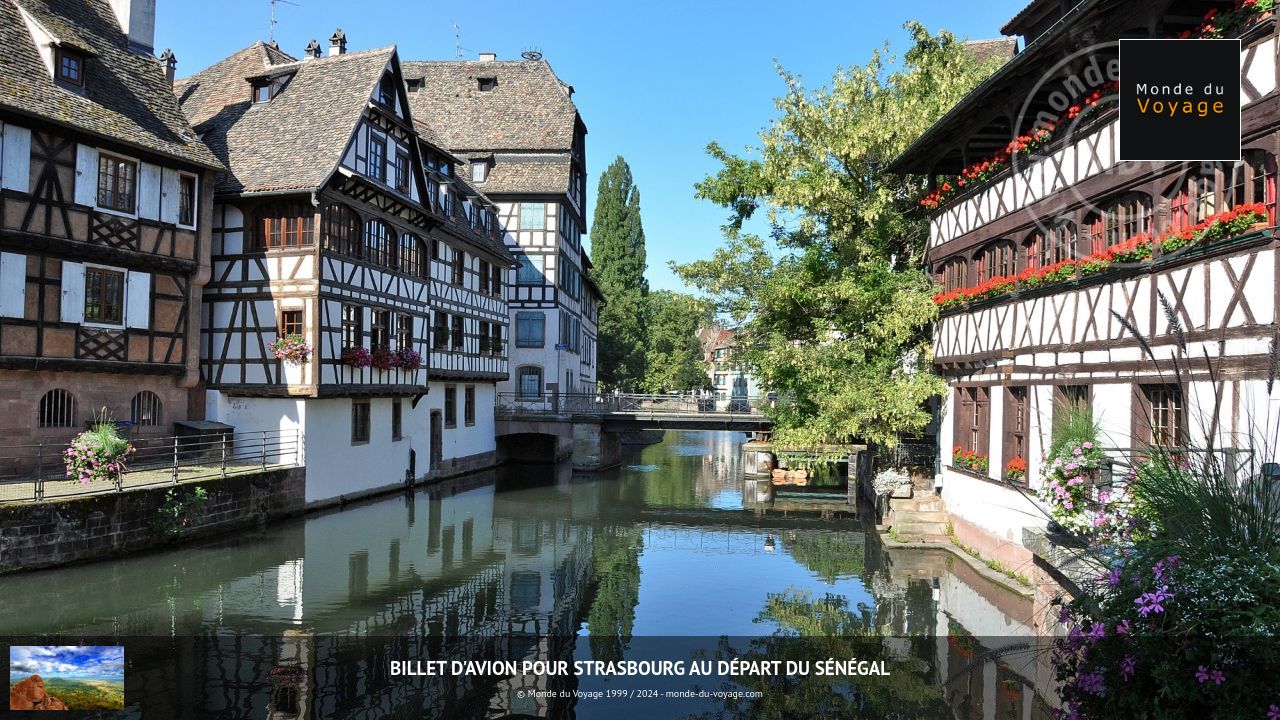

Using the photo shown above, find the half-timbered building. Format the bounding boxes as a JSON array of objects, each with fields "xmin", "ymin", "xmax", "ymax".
[
  {"xmin": 403, "ymin": 53, "xmax": 603, "ymax": 401},
  {"xmin": 0, "ymin": 0, "xmax": 220, "ymax": 448},
  {"xmin": 891, "ymin": 1, "xmax": 1280, "ymax": 548},
  {"xmin": 414, "ymin": 120, "xmax": 517, "ymax": 477},
  {"xmin": 177, "ymin": 34, "xmax": 454, "ymax": 505}
]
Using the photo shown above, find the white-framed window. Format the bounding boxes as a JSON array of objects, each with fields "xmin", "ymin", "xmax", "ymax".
[
  {"xmin": 96, "ymin": 152, "xmax": 138, "ymax": 215},
  {"xmin": 471, "ymin": 160, "xmax": 487, "ymax": 182},
  {"xmin": 518, "ymin": 202, "xmax": 545, "ymax": 230}
]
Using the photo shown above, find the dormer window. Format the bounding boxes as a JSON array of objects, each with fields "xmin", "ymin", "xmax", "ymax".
[
  {"xmin": 55, "ymin": 47, "xmax": 84, "ymax": 87},
  {"xmin": 471, "ymin": 160, "xmax": 487, "ymax": 182},
  {"xmin": 253, "ymin": 81, "xmax": 272, "ymax": 103},
  {"xmin": 477, "ymin": 77, "xmax": 497, "ymax": 92},
  {"xmin": 378, "ymin": 74, "xmax": 396, "ymax": 107}
]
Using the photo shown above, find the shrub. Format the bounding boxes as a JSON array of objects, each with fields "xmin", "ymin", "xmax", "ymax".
[
  {"xmin": 270, "ymin": 334, "xmax": 311, "ymax": 365},
  {"xmin": 64, "ymin": 416, "xmax": 134, "ymax": 485}
]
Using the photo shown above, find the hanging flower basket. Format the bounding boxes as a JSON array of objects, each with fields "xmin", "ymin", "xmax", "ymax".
[
  {"xmin": 271, "ymin": 334, "xmax": 312, "ymax": 366},
  {"xmin": 371, "ymin": 347, "xmax": 397, "ymax": 370},
  {"xmin": 341, "ymin": 347, "xmax": 372, "ymax": 368},
  {"xmin": 395, "ymin": 347, "xmax": 422, "ymax": 370},
  {"xmin": 64, "ymin": 419, "xmax": 135, "ymax": 485}
]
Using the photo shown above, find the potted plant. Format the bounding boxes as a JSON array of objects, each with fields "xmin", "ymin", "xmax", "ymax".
[
  {"xmin": 395, "ymin": 347, "xmax": 422, "ymax": 370},
  {"xmin": 341, "ymin": 346, "xmax": 372, "ymax": 368},
  {"xmin": 271, "ymin": 334, "xmax": 312, "ymax": 366},
  {"xmin": 371, "ymin": 347, "xmax": 396, "ymax": 370},
  {"xmin": 64, "ymin": 411, "xmax": 135, "ymax": 485},
  {"xmin": 1005, "ymin": 455, "xmax": 1027, "ymax": 483}
]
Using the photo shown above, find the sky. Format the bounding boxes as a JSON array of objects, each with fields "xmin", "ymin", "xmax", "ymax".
[
  {"xmin": 9, "ymin": 645, "xmax": 125, "ymax": 680},
  {"xmin": 159, "ymin": 0, "xmax": 1027, "ymax": 292}
]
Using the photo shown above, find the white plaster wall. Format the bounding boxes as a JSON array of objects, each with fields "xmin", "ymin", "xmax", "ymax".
[
  {"xmin": 422, "ymin": 381, "xmax": 498, "ymax": 461},
  {"xmin": 988, "ymin": 387, "xmax": 1005, "ymax": 480},
  {"xmin": 941, "ymin": 469, "xmax": 1047, "ymax": 545},
  {"xmin": 1093, "ymin": 382, "xmax": 1132, "ymax": 450},
  {"xmin": 303, "ymin": 397, "xmax": 417, "ymax": 504},
  {"xmin": 204, "ymin": 391, "xmax": 306, "ymax": 464},
  {"xmin": 938, "ymin": 392, "xmax": 955, "ymax": 473}
]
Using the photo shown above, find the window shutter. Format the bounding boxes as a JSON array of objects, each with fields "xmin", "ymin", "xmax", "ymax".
[
  {"xmin": 1089, "ymin": 215, "xmax": 1104, "ymax": 254},
  {"xmin": 1171, "ymin": 188, "xmax": 1189, "ymax": 228},
  {"xmin": 159, "ymin": 169, "xmax": 181, "ymax": 224},
  {"xmin": 138, "ymin": 163, "xmax": 161, "ymax": 220},
  {"xmin": 73, "ymin": 143, "xmax": 98, "ymax": 206},
  {"xmin": 125, "ymin": 271, "xmax": 151, "ymax": 329},
  {"xmin": 60, "ymin": 261, "xmax": 84, "ymax": 324},
  {"xmin": 1, "ymin": 124, "xmax": 31, "ymax": 193},
  {"xmin": 0, "ymin": 252, "xmax": 26, "ymax": 319}
]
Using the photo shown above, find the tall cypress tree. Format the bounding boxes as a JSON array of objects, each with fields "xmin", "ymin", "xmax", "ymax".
[{"xmin": 590, "ymin": 156, "xmax": 649, "ymax": 390}]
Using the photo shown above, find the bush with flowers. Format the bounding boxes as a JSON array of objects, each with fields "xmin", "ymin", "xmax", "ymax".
[
  {"xmin": 271, "ymin": 334, "xmax": 311, "ymax": 366},
  {"xmin": 64, "ymin": 414, "xmax": 134, "ymax": 485},
  {"xmin": 395, "ymin": 347, "xmax": 422, "ymax": 371},
  {"xmin": 371, "ymin": 347, "xmax": 397, "ymax": 370},
  {"xmin": 1037, "ymin": 439, "xmax": 1109, "ymax": 534},
  {"xmin": 1004, "ymin": 455, "xmax": 1027, "ymax": 482},
  {"xmin": 951, "ymin": 446, "xmax": 989, "ymax": 473},
  {"xmin": 1182, "ymin": 0, "xmax": 1275, "ymax": 39},
  {"xmin": 341, "ymin": 346, "xmax": 372, "ymax": 368}
]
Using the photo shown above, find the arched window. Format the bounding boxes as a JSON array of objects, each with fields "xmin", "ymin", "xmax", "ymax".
[
  {"xmin": 1169, "ymin": 170, "xmax": 1217, "ymax": 228},
  {"xmin": 976, "ymin": 240, "xmax": 1016, "ymax": 282},
  {"xmin": 257, "ymin": 202, "xmax": 314, "ymax": 248},
  {"xmin": 1230, "ymin": 150, "xmax": 1277, "ymax": 222},
  {"xmin": 130, "ymin": 391, "xmax": 162, "ymax": 427},
  {"xmin": 400, "ymin": 233, "xmax": 426, "ymax": 277},
  {"xmin": 937, "ymin": 258, "xmax": 967, "ymax": 292},
  {"xmin": 364, "ymin": 220, "xmax": 393, "ymax": 267},
  {"xmin": 38, "ymin": 389, "xmax": 75, "ymax": 428},
  {"xmin": 1086, "ymin": 193, "xmax": 1149, "ymax": 254},
  {"xmin": 321, "ymin": 203, "xmax": 361, "ymax": 256},
  {"xmin": 516, "ymin": 365, "xmax": 543, "ymax": 399},
  {"xmin": 1026, "ymin": 222, "xmax": 1075, "ymax": 269}
]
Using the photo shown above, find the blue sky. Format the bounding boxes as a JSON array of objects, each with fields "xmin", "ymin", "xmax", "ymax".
[
  {"xmin": 160, "ymin": 0, "xmax": 1026, "ymax": 291},
  {"xmin": 9, "ymin": 645, "xmax": 124, "ymax": 680}
]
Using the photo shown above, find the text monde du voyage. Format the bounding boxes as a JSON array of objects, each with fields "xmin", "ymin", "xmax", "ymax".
[{"xmin": 1132, "ymin": 82, "xmax": 1230, "ymax": 118}]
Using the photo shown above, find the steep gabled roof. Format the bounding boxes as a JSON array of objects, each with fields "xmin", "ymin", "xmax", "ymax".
[
  {"xmin": 401, "ymin": 58, "xmax": 582, "ymax": 152},
  {"xmin": 0, "ymin": 0, "xmax": 220, "ymax": 169},
  {"xmin": 177, "ymin": 44, "xmax": 395, "ymax": 194}
]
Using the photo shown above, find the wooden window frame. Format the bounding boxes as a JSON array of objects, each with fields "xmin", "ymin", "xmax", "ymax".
[
  {"xmin": 396, "ymin": 314, "xmax": 413, "ymax": 350},
  {"xmin": 1171, "ymin": 171, "xmax": 1218, "ymax": 228},
  {"xmin": 322, "ymin": 203, "xmax": 361, "ymax": 256},
  {"xmin": 491, "ymin": 265, "xmax": 503, "ymax": 296},
  {"xmin": 368, "ymin": 134, "xmax": 387, "ymax": 182},
  {"xmin": 370, "ymin": 309, "xmax": 391, "ymax": 351},
  {"xmin": 451, "ymin": 314, "xmax": 464, "ymax": 351},
  {"xmin": 452, "ymin": 250, "xmax": 465, "ymax": 286},
  {"xmin": 394, "ymin": 151, "xmax": 410, "ymax": 194},
  {"xmin": 400, "ymin": 233, "xmax": 425, "ymax": 277},
  {"xmin": 341, "ymin": 304, "xmax": 363, "ymax": 349},
  {"xmin": 252, "ymin": 81, "xmax": 272, "ymax": 103},
  {"xmin": 479, "ymin": 260, "xmax": 491, "ymax": 294},
  {"xmin": 55, "ymin": 47, "xmax": 84, "ymax": 87},
  {"xmin": 938, "ymin": 258, "xmax": 967, "ymax": 292},
  {"xmin": 279, "ymin": 308, "xmax": 303, "ymax": 337},
  {"xmin": 953, "ymin": 386, "xmax": 990, "ymax": 458},
  {"xmin": 433, "ymin": 312, "xmax": 449, "ymax": 350},
  {"xmin": 364, "ymin": 220, "xmax": 393, "ymax": 267},
  {"xmin": 1088, "ymin": 194, "xmax": 1149, "ymax": 254},
  {"xmin": 1003, "ymin": 386, "xmax": 1029, "ymax": 482},
  {"xmin": 83, "ymin": 265, "xmax": 125, "ymax": 326},
  {"xmin": 351, "ymin": 400, "xmax": 370, "ymax": 444},
  {"xmin": 177, "ymin": 173, "xmax": 197, "ymax": 227},
  {"xmin": 378, "ymin": 74, "xmax": 397, "ymax": 108},
  {"xmin": 96, "ymin": 153, "xmax": 138, "ymax": 214},
  {"xmin": 464, "ymin": 386, "xmax": 476, "ymax": 427},
  {"xmin": 977, "ymin": 241, "xmax": 1015, "ymax": 282},
  {"xmin": 1134, "ymin": 384, "xmax": 1185, "ymax": 448},
  {"xmin": 259, "ymin": 202, "xmax": 314, "ymax": 249},
  {"xmin": 444, "ymin": 386, "xmax": 457, "ymax": 428},
  {"xmin": 391, "ymin": 398, "xmax": 403, "ymax": 441},
  {"xmin": 1232, "ymin": 150, "xmax": 1277, "ymax": 223}
]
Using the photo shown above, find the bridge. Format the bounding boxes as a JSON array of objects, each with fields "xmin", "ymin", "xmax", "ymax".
[{"xmin": 493, "ymin": 393, "xmax": 775, "ymax": 471}]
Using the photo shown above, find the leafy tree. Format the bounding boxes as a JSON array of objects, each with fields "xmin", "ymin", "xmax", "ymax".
[
  {"xmin": 591, "ymin": 156, "xmax": 649, "ymax": 390},
  {"xmin": 642, "ymin": 290, "xmax": 714, "ymax": 393},
  {"xmin": 674, "ymin": 23, "xmax": 1005, "ymax": 447}
]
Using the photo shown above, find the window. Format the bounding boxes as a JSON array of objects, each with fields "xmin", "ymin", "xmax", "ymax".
[
  {"xmin": 452, "ymin": 250, "xmax": 465, "ymax": 285},
  {"xmin": 444, "ymin": 386, "xmax": 457, "ymax": 428},
  {"xmin": 1028, "ymin": 222, "xmax": 1075, "ymax": 269},
  {"xmin": 937, "ymin": 258, "xmax": 967, "ymax": 293},
  {"xmin": 1170, "ymin": 171, "xmax": 1216, "ymax": 228},
  {"xmin": 341, "ymin": 305, "xmax": 363, "ymax": 349},
  {"xmin": 394, "ymin": 151, "xmax": 410, "ymax": 194},
  {"xmin": 368, "ymin": 135, "xmax": 386, "ymax": 182},
  {"xmin": 559, "ymin": 314, "xmax": 580, "ymax": 353},
  {"xmin": 252, "ymin": 81, "xmax": 272, "ymax": 103},
  {"xmin": 516, "ymin": 312, "xmax": 545, "ymax": 347},
  {"xmin": 1143, "ymin": 385, "xmax": 1184, "ymax": 447},
  {"xmin": 432, "ymin": 239, "xmax": 444, "ymax": 261},
  {"xmin": 954, "ymin": 386, "xmax": 989, "ymax": 458},
  {"xmin": 433, "ymin": 312, "xmax": 449, "ymax": 350},
  {"xmin": 38, "ymin": 389, "xmax": 76, "ymax": 428},
  {"xmin": 976, "ymin": 241, "xmax": 1015, "ymax": 281},
  {"xmin": 371, "ymin": 309, "xmax": 391, "ymax": 350},
  {"xmin": 491, "ymin": 265, "xmax": 503, "ymax": 296},
  {"xmin": 378, "ymin": 74, "xmax": 396, "ymax": 107},
  {"xmin": 130, "ymin": 391, "xmax": 162, "ymax": 427},
  {"xmin": 517, "ymin": 366, "xmax": 543, "ymax": 399},
  {"xmin": 84, "ymin": 266, "xmax": 125, "ymax": 325},
  {"xmin": 351, "ymin": 400, "xmax": 370, "ymax": 444},
  {"xmin": 178, "ymin": 175, "xmax": 196, "ymax": 226},
  {"xmin": 479, "ymin": 260, "xmax": 491, "ymax": 294},
  {"xmin": 1088, "ymin": 194, "xmax": 1149, "ymax": 254},
  {"xmin": 322, "ymin": 203, "xmax": 361, "ymax": 256},
  {"xmin": 96, "ymin": 154, "xmax": 137, "ymax": 213},
  {"xmin": 258, "ymin": 202, "xmax": 314, "ymax": 248},
  {"xmin": 451, "ymin": 315, "xmax": 464, "ymax": 350},
  {"xmin": 1004, "ymin": 387, "xmax": 1028, "ymax": 480},
  {"xmin": 391, "ymin": 399, "xmax": 402, "ymax": 441},
  {"xmin": 464, "ymin": 386, "xmax": 476, "ymax": 426},
  {"xmin": 400, "ymin": 233, "xmax": 426, "ymax": 277},
  {"xmin": 477, "ymin": 77, "xmax": 497, "ymax": 92},
  {"xmin": 518, "ymin": 203, "xmax": 545, "ymax": 230},
  {"xmin": 55, "ymin": 47, "xmax": 84, "ymax": 86},
  {"xmin": 396, "ymin": 314, "xmax": 413, "ymax": 350},
  {"xmin": 558, "ymin": 256, "xmax": 582, "ymax": 299},
  {"xmin": 516, "ymin": 254, "xmax": 544, "ymax": 285},
  {"xmin": 1231, "ymin": 150, "xmax": 1277, "ymax": 222},
  {"xmin": 471, "ymin": 161, "xmax": 487, "ymax": 182},
  {"xmin": 280, "ymin": 309, "xmax": 303, "ymax": 337},
  {"xmin": 364, "ymin": 221, "xmax": 393, "ymax": 267}
]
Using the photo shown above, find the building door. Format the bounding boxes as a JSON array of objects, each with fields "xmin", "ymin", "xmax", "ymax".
[{"xmin": 430, "ymin": 411, "xmax": 443, "ymax": 472}]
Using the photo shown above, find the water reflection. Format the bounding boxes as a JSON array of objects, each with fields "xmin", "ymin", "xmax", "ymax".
[{"xmin": 0, "ymin": 431, "xmax": 1052, "ymax": 719}]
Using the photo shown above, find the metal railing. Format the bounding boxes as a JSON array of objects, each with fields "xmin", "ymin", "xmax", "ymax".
[
  {"xmin": 495, "ymin": 392, "xmax": 772, "ymax": 419},
  {"xmin": 0, "ymin": 429, "xmax": 303, "ymax": 503}
]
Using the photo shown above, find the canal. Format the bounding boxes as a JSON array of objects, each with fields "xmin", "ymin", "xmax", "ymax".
[{"xmin": 0, "ymin": 431, "xmax": 1052, "ymax": 719}]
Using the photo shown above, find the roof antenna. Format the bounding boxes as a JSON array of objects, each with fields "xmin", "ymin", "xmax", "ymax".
[
  {"xmin": 269, "ymin": 0, "xmax": 298, "ymax": 44},
  {"xmin": 452, "ymin": 20, "xmax": 464, "ymax": 59}
]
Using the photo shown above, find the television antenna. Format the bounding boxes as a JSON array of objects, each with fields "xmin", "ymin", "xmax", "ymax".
[
  {"xmin": 452, "ymin": 20, "xmax": 465, "ymax": 59},
  {"xmin": 269, "ymin": 0, "xmax": 298, "ymax": 44}
]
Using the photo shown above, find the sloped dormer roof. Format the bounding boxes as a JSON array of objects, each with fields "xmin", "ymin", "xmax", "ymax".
[
  {"xmin": 177, "ymin": 43, "xmax": 396, "ymax": 194},
  {"xmin": 0, "ymin": 0, "xmax": 220, "ymax": 169}
]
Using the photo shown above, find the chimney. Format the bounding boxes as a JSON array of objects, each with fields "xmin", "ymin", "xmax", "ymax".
[
  {"xmin": 109, "ymin": 0, "xmax": 156, "ymax": 53},
  {"xmin": 328, "ymin": 28, "xmax": 347, "ymax": 56},
  {"xmin": 304, "ymin": 39, "xmax": 322, "ymax": 59},
  {"xmin": 478, "ymin": 52, "xmax": 496, "ymax": 62},
  {"xmin": 158, "ymin": 48, "xmax": 176, "ymax": 85}
]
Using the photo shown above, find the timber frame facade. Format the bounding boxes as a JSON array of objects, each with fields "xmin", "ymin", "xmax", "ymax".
[
  {"xmin": 891, "ymin": 0, "xmax": 1280, "ymax": 544},
  {"xmin": 0, "ymin": 0, "xmax": 221, "ymax": 447}
]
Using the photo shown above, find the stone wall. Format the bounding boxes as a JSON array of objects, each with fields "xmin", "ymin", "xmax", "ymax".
[{"xmin": 0, "ymin": 467, "xmax": 305, "ymax": 574}]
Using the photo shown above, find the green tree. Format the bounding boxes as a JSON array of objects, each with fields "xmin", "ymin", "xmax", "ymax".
[
  {"xmin": 674, "ymin": 23, "xmax": 1004, "ymax": 447},
  {"xmin": 642, "ymin": 290, "xmax": 713, "ymax": 393},
  {"xmin": 591, "ymin": 156, "xmax": 650, "ymax": 390}
]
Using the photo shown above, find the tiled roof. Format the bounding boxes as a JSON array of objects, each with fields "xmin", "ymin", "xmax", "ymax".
[
  {"xmin": 964, "ymin": 38, "xmax": 1018, "ymax": 66},
  {"xmin": 177, "ymin": 44, "xmax": 394, "ymax": 194},
  {"xmin": 466, "ymin": 152, "xmax": 572, "ymax": 196},
  {"xmin": 401, "ymin": 59, "xmax": 581, "ymax": 152},
  {"xmin": 0, "ymin": 0, "xmax": 220, "ymax": 169}
]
